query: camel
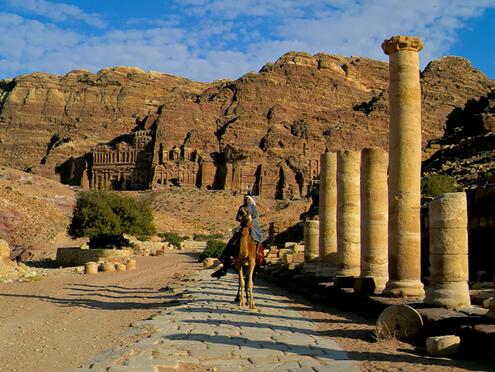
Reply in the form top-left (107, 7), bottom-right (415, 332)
top-left (234, 206), bottom-right (258, 309)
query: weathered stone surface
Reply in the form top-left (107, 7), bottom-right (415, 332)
top-left (319, 152), bottom-right (337, 262)
top-left (425, 193), bottom-right (470, 308)
top-left (0, 52), bottom-right (492, 197)
top-left (382, 36), bottom-right (425, 298)
top-left (359, 147), bottom-right (388, 293)
top-left (426, 335), bottom-right (461, 357)
top-left (336, 150), bottom-right (361, 278)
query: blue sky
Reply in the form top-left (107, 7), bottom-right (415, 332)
top-left (0, 0), bottom-right (494, 82)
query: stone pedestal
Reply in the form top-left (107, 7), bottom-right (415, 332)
top-left (425, 193), bottom-right (470, 307)
top-left (382, 35), bottom-right (425, 298)
top-left (335, 150), bottom-right (361, 279)
top-left (357, 148), bottom-right (389, 293)
top-left (303, 219), bottom-right (319, 275)
top-left (317, 152), bottom-right (337, 277)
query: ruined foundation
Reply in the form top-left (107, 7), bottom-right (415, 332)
top-left (425, 193), bottom-right (471, 308)
top-left (356, 147), bottom-right (389, 293)
top-left (335, 150), bottom-right (361, 280)
top-left (382, 35), bottom-right (425, 297)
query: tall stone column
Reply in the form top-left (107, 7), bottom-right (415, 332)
top-left (358, 147), bottom-right (389, 293)
top-left (335, 150), bottom-right (361, 279)
top-left (382, 35), bottom-right (425, 297)
top-left (304, 219), bottom-right (320, 262)
top-left (317, 152), bottom-right (338, 276)
top-left (425, 193), bottom-right (471, 307)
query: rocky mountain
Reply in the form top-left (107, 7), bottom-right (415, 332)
top-left (423, 89), bottom-right (495, 189)
top-left (0, 52), bottom-right (493, 198)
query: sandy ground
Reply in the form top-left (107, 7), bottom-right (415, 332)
top-left (0, 254), bottom-right (200, 372)
top-left (1, 253), bottom-right (492, 372)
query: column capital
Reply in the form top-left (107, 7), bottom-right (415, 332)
top-left (382, 35), bottom-right (423, 55)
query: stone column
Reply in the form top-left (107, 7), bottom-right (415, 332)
top-left (335, 150), bottom-right (361, 279)
top-left (304, 219), bottom-right (320, 262)
top-left (425, 193), bottom-right (471, 307)
top-left (357, 147), bottom-right (389, 293)
top-left (382, 35), bottom-right (425, 297)
top-left (303, 219), bottom-right (320, 275)
top-left (317, 152), bottom-right (337, 277)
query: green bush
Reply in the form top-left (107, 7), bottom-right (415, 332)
top-left (158, 232), bottom-right (183, 248)
top-left (199, 239), bottom-right (226, 261)
top-left (422, 174), bottom-right (457, 198)
top-left (69, 191), bottom-right (156, 248)
top-left (193, 233), bottom-right (224, 241)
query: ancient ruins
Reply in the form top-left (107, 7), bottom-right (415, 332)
top-left (302, 35), bottom-right (493, 312)
top-left (81, 126), bottom-right (320, 199)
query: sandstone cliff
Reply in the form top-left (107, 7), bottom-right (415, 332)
top-left (0, 52), bottom-right (493, 197)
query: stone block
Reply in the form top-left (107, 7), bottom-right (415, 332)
top-left (426, 335), bottom-right (461, 357)
top-left (292, 252), bottom-right (305, 263)
top-left (56, 247), bottom-right (133, 267)
top-left (284, 253), bottom-right (294, 264)
top-left (278, 248), bottom-right (291, 258)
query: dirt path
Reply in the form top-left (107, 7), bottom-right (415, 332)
top-left (0, 253), bottom-right (200, 372)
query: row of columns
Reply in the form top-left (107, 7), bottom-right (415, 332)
top-left (305, 148), bottom-right (471, 305)
top-left (303, 35), bottom-right (475, 308)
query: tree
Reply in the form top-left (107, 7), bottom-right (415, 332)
top-left (421, 174), bottom-right (457, 198)
top-left (69, 191), bottom-right (156, 248)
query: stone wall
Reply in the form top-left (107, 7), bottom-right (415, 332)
top-left (56, 247), bottom-right (133, 267)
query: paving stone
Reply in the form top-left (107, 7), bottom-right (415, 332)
top-left (78, 270), bottom-right (359, 371)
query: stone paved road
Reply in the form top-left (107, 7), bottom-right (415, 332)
top-left (79, 270), bottom-right (359, 371)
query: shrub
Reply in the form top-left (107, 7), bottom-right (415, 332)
top-left (199, 239), bottom-right (226, 261)
top-left (158, 232), bottom-right (183, 248)
top-left (422, 174), bottom-right (457, 198)
top-left (69, 191), bottom-right (156, 248)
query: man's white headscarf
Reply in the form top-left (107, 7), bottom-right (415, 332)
top-left (244, 195), bottom-right (256, 206)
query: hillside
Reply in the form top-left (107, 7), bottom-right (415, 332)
top-left (0, 167), bottom-right (75, 255)
top-left (0, 52), bottom-right (493, 197)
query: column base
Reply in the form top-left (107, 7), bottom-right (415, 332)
top-left (424, 282), bottom-right (471, 308)
top-left (335, 267), bottom-right (360, 278)
top-left (315, 261), bottom-right (336, 279)
top-left (383, 279), bottom-right (425, 298)
top-left (354, 276), bottom-right (388, 295)
top-left (302, 262), bottom-right (319, 275)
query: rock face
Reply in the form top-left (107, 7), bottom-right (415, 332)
top-left (423, 89), bottom-right (495, 190)
top-left (0, 53), bottom-right (493, 198)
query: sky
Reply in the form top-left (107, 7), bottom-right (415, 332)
top-left (0, 0), bottom-right (494, 82)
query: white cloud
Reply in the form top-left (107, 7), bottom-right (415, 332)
top-left (0, 0), bottom-right (494, 81)
top-left (6, 0), bottom-right (105, 28)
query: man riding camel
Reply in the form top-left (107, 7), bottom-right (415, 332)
top-left (212, 194), bottom-right (263, 279)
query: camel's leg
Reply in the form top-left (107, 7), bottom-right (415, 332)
top-left (238, 266), bottom-right (245, 307)
top-left (247, 261), bottom-right (256, 309)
